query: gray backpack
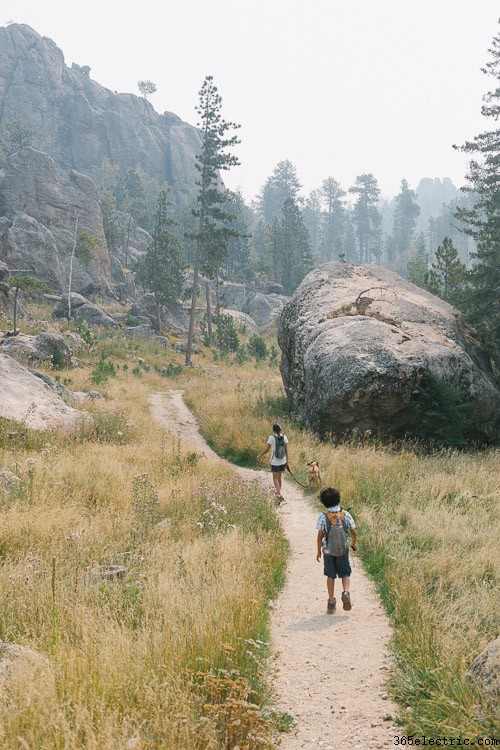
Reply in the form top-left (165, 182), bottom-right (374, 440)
top-left (273, 434), bottom-right (286, 460)
top-left (324, 510), bottom-right (349, 557)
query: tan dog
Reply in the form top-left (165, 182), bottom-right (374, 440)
top-left (307, 461), bottom-right (322, 489)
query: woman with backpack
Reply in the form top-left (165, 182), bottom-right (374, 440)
top-left (256, 423), bottom-right (289, 501)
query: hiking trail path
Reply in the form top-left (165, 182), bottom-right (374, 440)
top-left (150, 390), bottom-right (400, 750)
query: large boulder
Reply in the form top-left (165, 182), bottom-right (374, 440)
top-left (0, 331), bottom-right (73, 366)
top-left (54, 293), bottom-right (118, 328)
top-left (0, 352), bottom-right (89, 430)
top-left (279, 263), bottom-right (500, 442)
top-left (246, 292), bottom-right (287, 327)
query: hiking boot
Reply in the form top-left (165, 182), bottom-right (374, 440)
top-left (327, 598), bottom-right (336, 614)
top-left (341, 591), bottom-right (352, 611)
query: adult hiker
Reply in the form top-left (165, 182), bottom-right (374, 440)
top-left (256, 423), bottom-right (289, 501)
top-left (316, 487), bottom-right (357, 614)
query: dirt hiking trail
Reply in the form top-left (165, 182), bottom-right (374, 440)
top-left (150, 391), bottom-right (400, 749)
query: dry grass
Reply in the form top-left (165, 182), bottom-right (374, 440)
top-left (0, 337), bottom-right (286, 749)
top-left (183, 363), bottom-right (500, 737)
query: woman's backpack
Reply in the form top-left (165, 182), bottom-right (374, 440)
top-left (324, 510), bottom-right (349, 557)
top-left (274, 434), bottom-right (286, 460)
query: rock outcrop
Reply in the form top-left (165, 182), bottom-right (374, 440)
top-left (0, 331), bottom-right (75, 367)
top-left (0, 24), bottom-right (202, 208)
top-left (279, 263), bottom-right (500, 442)
top-left (218, 281), bottom-right (288, 328)
top-left (54, 293), bottom-right (119, 328)
top-left (0, 352), bottom-right (89, 430)
top-left (0, 148), bottom-right (112, 295)
top-left (468, 637), bottom-right (500, 697)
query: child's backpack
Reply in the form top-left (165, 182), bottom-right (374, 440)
top-left (274, 434), bottom-right (286, 460)
top-left (324, 510), bottom-right (349, 557)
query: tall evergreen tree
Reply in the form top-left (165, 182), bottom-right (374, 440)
top-left (427, 237), bottom-right (466, 305)
top-left (276, 198), bottom-right (313, 294)
top-left (321, 177), bottom-right (346, 261)
top-left (349, 174), bottom-right (381, 262)
top-left (388, 178), bottom-right (420, 262)
top-left (302, 189), bottom-right (323, 261)
top-left (185, 76), bottom-right (240, 366)
top-left (225, 190), bottom-right (253, 281)
top-left (455, 23), bottom-right (500, 371)
top-left (257, 160), bottom-right (302, 223)
top-left (135, 188), bottom-right (184, 331)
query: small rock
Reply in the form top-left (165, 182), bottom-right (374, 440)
top-left (380, 691), bottom-right (389, 700)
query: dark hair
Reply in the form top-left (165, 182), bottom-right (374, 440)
top-left (272, 423), bottom-right (282, 434)
top-left (320, 487), bottom-right (341, 508)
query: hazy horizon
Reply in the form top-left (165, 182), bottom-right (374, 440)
top-left (2, 1), bottom-right (499, 202)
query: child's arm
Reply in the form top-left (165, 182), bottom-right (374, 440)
top-left (316, 530), bottom-right (325, 561)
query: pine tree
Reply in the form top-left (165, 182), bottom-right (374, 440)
top-left (389, 178), bottom-right (420, 262)
top-left (185, 76), bottom-right (240, 366)
top-left (276, 198), bottom-right (313, 294)
top-left (427, 237), bottom-right (466, 305)
top-left (225, 190), bottom-right (253, 282)
top-left (302, 189), bottom-right (323, 261)
top-left (455, 23), bottom-right (500, 371)
top-left (320, 177), bottom-right (346, 261)
top-left (349, 174), bottom-right (381, 263)
top-left (257, 160), bottom-right (302, 223)
top-left (135, 188), bottom-right (184, 331)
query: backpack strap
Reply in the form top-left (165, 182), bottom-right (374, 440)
top-left (325, 510), bottom-right (344, 527)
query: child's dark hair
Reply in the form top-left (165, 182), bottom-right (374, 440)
top-left (272, 423), bottom-right (282, 434)
top-left (320, 487), bottom-right (341, 508)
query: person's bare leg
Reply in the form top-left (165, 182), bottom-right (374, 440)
top-left (327, 577), bottom-right (335, 601)
top-left (272, 472), bottom-right (281, 496)
top-left (342, 576), bottom-right (350, 592)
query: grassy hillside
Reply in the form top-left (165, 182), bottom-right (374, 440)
top-left (1, 309), bottom-right (498, 744)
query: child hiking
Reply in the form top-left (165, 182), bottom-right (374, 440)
top-left (316, 487), bottom-right (357, 614)
top-left (256, 423), bottom-right (289, 502)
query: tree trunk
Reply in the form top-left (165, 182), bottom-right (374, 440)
top-left (68, 215), bottom-right (79, 320)
top-left (185, 237), bottom-right (201, 367)
top-left (205, 281), bottom-right (212, 343)
top-left (154, 290), bottom-right (161, 332)
top-left (125, 214), bottom-right (133, 268)
top-left (215, 273), bottom-right (220, 318)
top-left (13, 286), bottom-right (19, 335)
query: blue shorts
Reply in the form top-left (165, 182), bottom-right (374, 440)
top-left (271, 464), bottom-right (286, 472)
top-left (323, 549), bottom-right (351, 579)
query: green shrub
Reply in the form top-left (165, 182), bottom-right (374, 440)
top-left (248, 334), bottom-right (268, 361)
top-left (215, 313), bottom-right (240, 356)
top-left (91, 355), bottom-right (116, 385)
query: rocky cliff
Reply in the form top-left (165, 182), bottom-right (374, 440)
top-left (0, 24), bottom-right (202, 207)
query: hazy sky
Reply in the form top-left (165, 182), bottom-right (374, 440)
top-left (2, 1), bottom-right (499, 202)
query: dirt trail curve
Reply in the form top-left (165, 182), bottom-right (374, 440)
top-left (150, 391), bottom-right (400, 750)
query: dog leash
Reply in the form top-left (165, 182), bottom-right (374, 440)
top-left (285, 464), bottom-right (309, 489)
